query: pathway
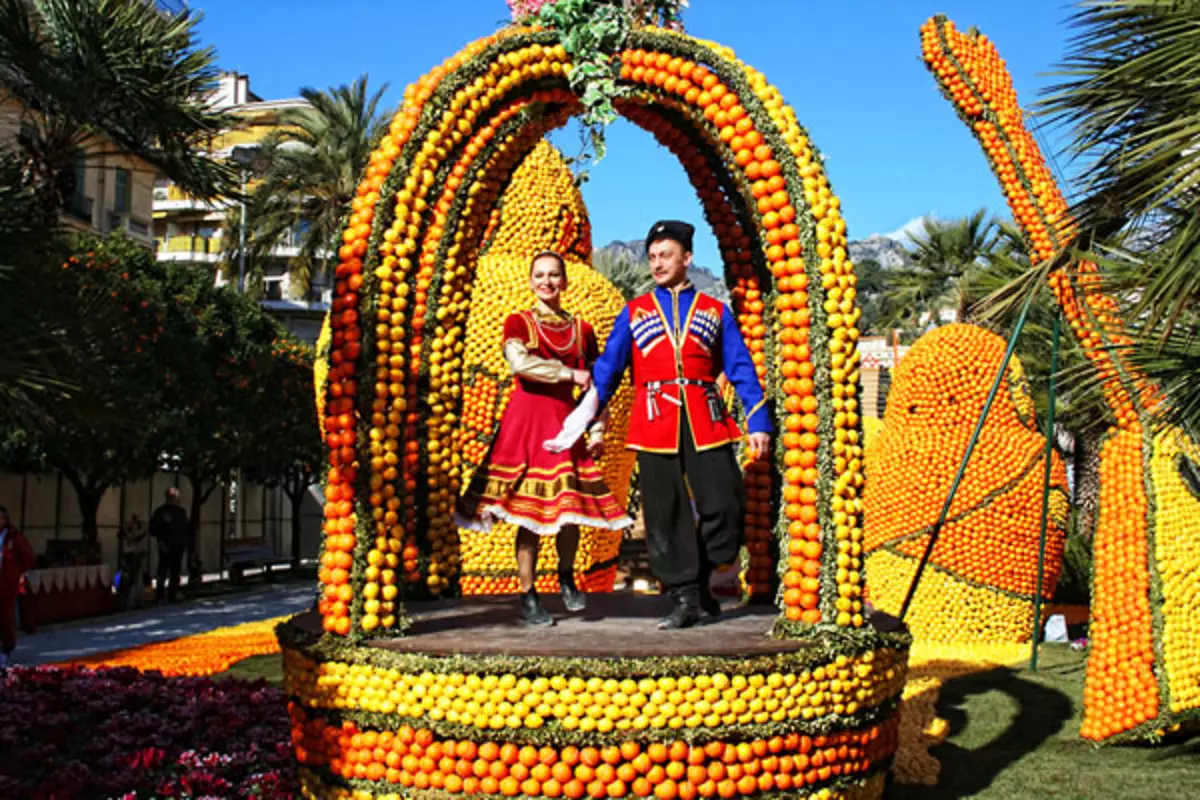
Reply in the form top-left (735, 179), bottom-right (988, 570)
top-left (13, 580), bottom-right (315, 666)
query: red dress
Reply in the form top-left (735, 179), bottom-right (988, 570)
top-left (456, 308), bottom-right (631, 535)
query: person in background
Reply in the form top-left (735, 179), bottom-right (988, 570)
top-left (0, 504), bottom-right (36, 667)
top-left (150, 488), bottom-right (189, 604)
top-left (118, 513), bottom-right (150, 610)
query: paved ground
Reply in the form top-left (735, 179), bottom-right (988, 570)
top-left (11, 579), bottom-right (315, 667)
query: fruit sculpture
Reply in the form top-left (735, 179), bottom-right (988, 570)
top-left (456, 139), bottom-right (636, 596)
top-left (283, 3), bottom-right (912, 798)
top-left (921, 15), bottom-right (1200, 742)
top-left (862, 324), bottom-right (1070, 643)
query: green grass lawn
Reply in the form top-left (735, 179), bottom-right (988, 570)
top-left (220, 644), bottom-right (1200, 799)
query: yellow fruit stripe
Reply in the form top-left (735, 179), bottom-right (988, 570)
top-left (865, 550), bottom-right (1039, 644)
top-left (282, 648), bottom-right (908, 732)
top-left (1149, 428), bottom-right (1200, 714)
top-left (315, 312), bottom-right (332, 439)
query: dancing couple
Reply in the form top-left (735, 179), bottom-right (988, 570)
top-left (456, 220), bottom-right (771, 629)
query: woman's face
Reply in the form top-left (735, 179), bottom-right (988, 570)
top-left (530, 255), bottom-right (567, 304)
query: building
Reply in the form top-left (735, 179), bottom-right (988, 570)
top-left (0, 98), bottom-right (157, 250)
top-left (152, 71), bottom-right (329, 343)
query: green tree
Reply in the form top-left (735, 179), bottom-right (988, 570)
top-left (592, 247), bottom-right (654, 301)
top-left (0, 233), bottom-right (172, 543)
top-left (227, 75), bottom-right (391, 298)
top-left (879, 209), bottom-right (1002, 332)
top-left (1038, 1), bottom-right (1200, 432)
top-left (153, 275), bottom-right (287, 575)
top-left (854, 257), bottom-right (887, 336)
top-left (241, 339), bottom-right (323, 567)
top-left (0, 0), bottom-right (235, 423)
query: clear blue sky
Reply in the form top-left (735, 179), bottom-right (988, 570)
top-left (193, 0), bottom-right (1077, 269)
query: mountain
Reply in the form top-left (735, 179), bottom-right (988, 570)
top-left (848, 234), bottom-right (911, 270)
top-left (593, 239), bottom-right (729, 302)
top-left (595, 232), bottom-right (912, 296)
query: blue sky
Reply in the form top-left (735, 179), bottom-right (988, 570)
top-left (193, 0), bottom-right (1077, 269)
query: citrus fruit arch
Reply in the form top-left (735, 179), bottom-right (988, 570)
top-left (921, 15), bottom-right (1200, 744)
top-left (282, 1), bottom-right (914, 797)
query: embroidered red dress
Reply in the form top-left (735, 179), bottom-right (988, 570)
top-left (456, 306), bottom-right (631, 535)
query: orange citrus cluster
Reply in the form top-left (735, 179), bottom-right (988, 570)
top-left (1081, 429), bottom-right (1158, 741)
top-left (64, 616), bottom-right (284, 676)
top-left (921, 13), bottom-right (1200, 742)
top-left (863, 324), bottom-right (1069, 643)
top-left (321, 20), bottom-right (875, 634)
top-left (290, 710), bottom-right (897, 800)
top-left (919, 14), bottom-right (1148, 430)
top-left (455, 140), bottom-right (635, 596)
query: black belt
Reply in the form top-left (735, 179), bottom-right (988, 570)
top-left (643, 379), bottom-right (724, 422)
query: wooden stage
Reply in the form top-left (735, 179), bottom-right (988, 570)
top-left (295, 593), bottom-right (826, 658)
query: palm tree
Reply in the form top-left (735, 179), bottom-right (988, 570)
top-left (0, 0), bottom-right (236, 209)
top-left (229, 76), bottom-right (391, 298)
top-left (878, 209), bottom-right (1003, 331)
top-left (1038, 1), bottom-right (1200, 433)
top-left (592, 247), bottom-right (654, 301)
top-left (0, 0), bottom-right (235, 423)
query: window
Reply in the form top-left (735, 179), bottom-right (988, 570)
top-left (69, 153), bottom-right (91, 222)
top-left (114, 168), bottom-right (132, 213)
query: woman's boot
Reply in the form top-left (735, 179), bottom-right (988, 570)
top-left (560, 571), bottom-right (587, 612)
top-left (521, 589), bottom-right (554, 627)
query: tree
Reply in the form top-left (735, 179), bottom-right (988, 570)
top-left (592, 247), bottom-right (654, 301)
top-left (1038, 1), bottom-right (1200, 432)
top-left (879, 209), bottom-right (1002, 332)
top-left (153, 275), bottom-right (287, 576)
top-left (241, 339), bottom-right (323, 567)
top-left (854, 257), bottom-right (887, 336)
top-left (0, 0), bottom-right (236, 210)
top-left (227, 75), bottom-right (391, 298)
top-left (0, 233), bottom-right (173, 543)
top-left (1, 0), bottom-right (236, 425)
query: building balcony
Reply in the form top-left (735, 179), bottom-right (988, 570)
top-left (157, 235), bottom-right (222, 263)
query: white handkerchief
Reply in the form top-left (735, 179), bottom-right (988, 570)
top-left (543, 386), bottom-right (599, 453)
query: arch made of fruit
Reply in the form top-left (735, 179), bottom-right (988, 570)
top-left (318, 15), bottom-right (870, 642)
top-left (921, 15), bottom-right (1200, 743)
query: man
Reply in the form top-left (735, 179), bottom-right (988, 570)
top-left (0, 505), bottom-right (36, 667)
top-left (591, 220), bottom-right (771, 629)
top-left (149, 488), bottom-right (189, 603)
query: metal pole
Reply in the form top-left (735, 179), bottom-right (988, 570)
top-left (1030, 313), bottom-right (1061, 670)
top-left (897, 287), bottom-right (1039, 621)
top-left (238, 168), bottom-right (247, 293)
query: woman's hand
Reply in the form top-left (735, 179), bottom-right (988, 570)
top-left (586, 434), bottom-right (605, 459)
top-left (571, 369), bottom-right (593, 391)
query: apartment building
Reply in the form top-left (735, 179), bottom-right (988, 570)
top-left (152, 71), bottom-right (328, 343)
top-left (0, 98), bottom-right (157, 249)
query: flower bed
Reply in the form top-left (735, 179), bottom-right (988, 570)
top-left (0, 666), bottom-right (297, 798)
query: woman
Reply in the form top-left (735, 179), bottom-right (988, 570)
top-left (457, 251), bottom-right (631, 626)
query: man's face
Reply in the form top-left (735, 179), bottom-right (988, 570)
top-left (167, 491), bottom-right (179, 506)
top-left (647, 238), bottom-right (691, 288)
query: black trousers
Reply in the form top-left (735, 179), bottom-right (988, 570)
top-left (637, 420), bottom-right (745, 588)
top-left (156, 539), bottom-right (184, 601)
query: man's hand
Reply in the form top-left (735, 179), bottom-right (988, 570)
top-left (746, 432), bottom-right (770, 461)
top-left (571, 369), bottom-right (593, 391)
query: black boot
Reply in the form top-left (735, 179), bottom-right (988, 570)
top-left (657, 584), bottom-right (701, 630)
top-left (560, 572), bottom-right (587, 613)
top-left (521, 589), bottom-right (554, 627)
top-left (697, 563), bottom-right (722, 621)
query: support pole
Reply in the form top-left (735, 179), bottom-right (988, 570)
top-left (1031, 312), bottom-right (1061, 670)
top-left (897, 288), bottom-right (1039, 622)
